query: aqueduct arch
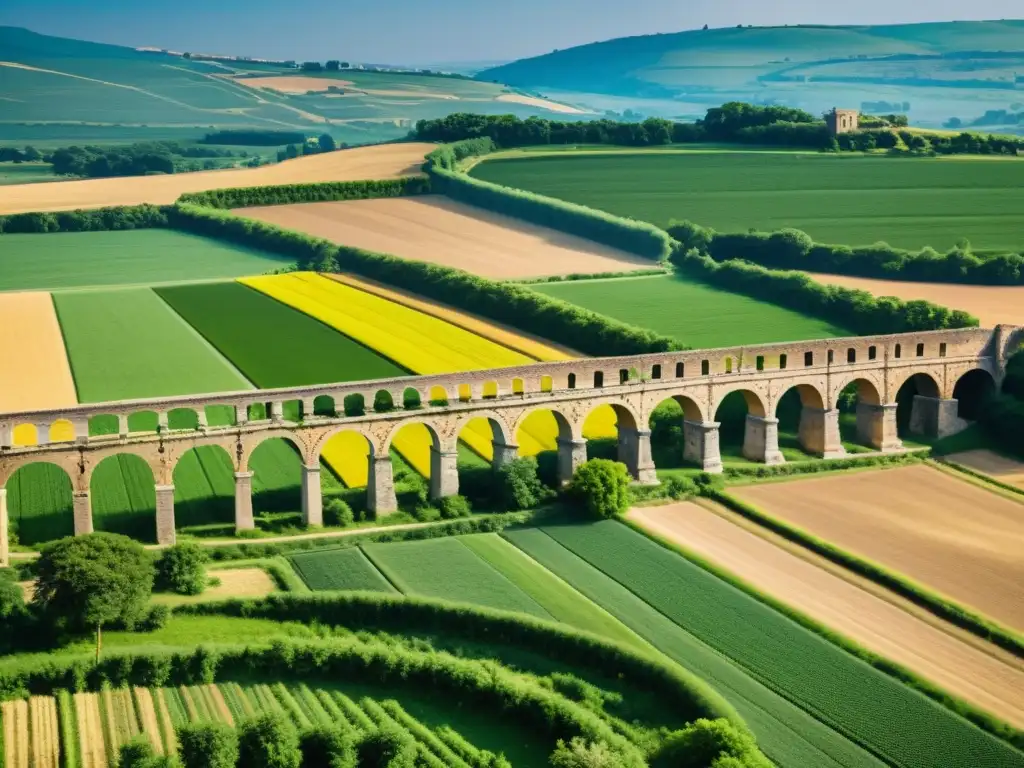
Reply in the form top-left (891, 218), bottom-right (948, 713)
top-left (0, 325), bottom-right (1015, 561)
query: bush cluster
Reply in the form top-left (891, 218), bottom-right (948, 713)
top-left (155, 543), bottom-right (208, 596)
top-left (681, 221), bottom-right (1024, 286)
top-left (177, 177), bottom-right (430, 209)
top-left (568, 460), bottom-right (632, 520)
top-left (423, 136), bottom-right (497, 170)
top-left (496, 457), bottom-right (549, 511)
top-left (0, 205), bottom-right (169, 234)
top-left (168, 203), bottom-right (678, 356)
top-left (429, 165), bottom-right (673, 261)
top-left (667, 233), bottom-right (978, 335)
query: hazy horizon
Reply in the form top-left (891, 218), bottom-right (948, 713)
top-left (1, 1), bottom-right (1021, 65)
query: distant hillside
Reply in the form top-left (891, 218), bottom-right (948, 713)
top-left (478, 21), bottom-right (1024, 128)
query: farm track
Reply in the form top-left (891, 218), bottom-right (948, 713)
top-left (731, 464), bottom-right (1024, 632)
top-left (629, 502), bottom-right (1024, 727)
top-left (236, 195), bottom-right (654, 279)
top-left (806, 271), bottom-right (1024, 327)
top-left (0, 142), bottom-right (434, 213)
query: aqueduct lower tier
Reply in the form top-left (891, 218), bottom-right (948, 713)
top-left (0, 326), bottom-right (1019, 561)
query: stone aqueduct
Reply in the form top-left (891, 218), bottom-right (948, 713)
top-left (0, 326), bottom-right (1019, 563)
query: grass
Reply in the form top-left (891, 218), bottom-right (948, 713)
top-left (0, 162), bottom-right (53, 186)
top-left (0, 230), bottom-right (293, 292)
top-left (290, 547), bottom-right (398, 593)
top-left (459, 532), bottom-right (647, 649)
top-left (361, 538), bottom-right (552, 619)
top-left (470, 152), bottom-right (1024, 252)
top-left (532, 274), bottom-right (847, 347)
top-left (537, 521), bottom-right (1024, 768)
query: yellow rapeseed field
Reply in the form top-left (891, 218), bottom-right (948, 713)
top-left (241, 273), bottom-right (615, 481)
top-left (0, 292), bottom-right (78, 444)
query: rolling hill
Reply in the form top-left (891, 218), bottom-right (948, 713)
top-left (477, 21), bottom-right (1024, 129)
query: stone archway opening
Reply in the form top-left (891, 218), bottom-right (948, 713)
top-left (318, 429), bottom-right (384, 525)
top-left (91, 453), bottom-right (157, 542)
top-left (895, 373), bottom-right (941, 438)
top-left (5, 461), bottom-right (74, 545)
top-left (649, 395), bottom-right (704, 470)
top-left (247, 435), bottom-right (334, 529)
top-left (172, 444), bottom-right (235, 533)
top-left (457, 416), bottom-right (514, 509)
top-left (775, 384), bottom-right (837, 458)
top-left (713, 390), bottom-right (777, 465)
top-left (835, 378), bottom-right (885, 450)
top-left (387, 421), bottom-right (451, 510)
top-left (514, 407), bottom-right (577, 488)
top-left (952, 369), bottom-right (997, 421)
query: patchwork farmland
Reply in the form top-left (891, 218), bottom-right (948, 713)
top-left (468, 150), bottom-right (1024, 252)
top-left (237, 196), bottom-right (654, 279)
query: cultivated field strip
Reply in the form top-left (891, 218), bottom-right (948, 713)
top-left (502, 527), bottom-right (883, 768)
top-left (534, 521), bottom-right (1024, 768)
top-left (630, 503), bottom-right (1024, 726)
top-left (291, 546), bottom-right (399, 593)
top-left (1, 682), bottom-right (502, 766)
top-left (0, 142), bottom-right (435, 213)
top-left (237, 195), bottom-right (654, 279)
top-left (732, 464), bottom-right (1024, 632)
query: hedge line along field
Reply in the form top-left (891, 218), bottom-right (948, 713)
top-left (532, 274), bottom-right (847, 347)
top-left (529, 521), bottom-right (1024, 768)
top-left (0, 680), bottom-right (533, 768)
top-left (468, 151), bottom-right (1024, 252)
top-left (0, 230), bottom-right (292, 292)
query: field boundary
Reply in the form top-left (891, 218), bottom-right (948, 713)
top-left (176, 176), bottom-right (431, 209)
top-left (936, 457), bottom-right (1024, 501)
top-left (705, 489), bottom-right (1024, 658)
top-left (620, 516), bottom-right (1024, 750)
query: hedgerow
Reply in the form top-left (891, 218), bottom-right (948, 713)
top-left (167, 203), bottom-right (679, 355)
top-left (176, 177), bottom-right (430, 209)
top-left (423, 137), bottom-right (497, 171)
top-left (0, 205), bottom-right (170, 234)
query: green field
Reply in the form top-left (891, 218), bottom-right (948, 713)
top-left (0, 162), bottom-right (53, 186)
top-left (525, 521), bottom-right (1022, 768)
top-left (156, 282), bottom-right (407, 388)
top-left (470, 152), bottom-right (1024, 252)
top-left (291, 547), bottom-right (398, 593)
top-left (362, 538), bottom-right (552, 619)
top-left (532, 274), bottom-right (847, 347)
top-left (0, 230), bottom-right (293, 292)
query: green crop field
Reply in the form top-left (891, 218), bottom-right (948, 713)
top-left (470, 152), bottom-right (1024, 252)
top-left (533, 274), bottom-right (847, 347)
top-left (156, 282), bottom-right (407, 388)
top-left (0, 162), bottom-right (53, 186)
top-left (5, 462), bottom-right (74, 545)
top-left (531, 521), bottom-right (1022, 768)
top-left (502, 527), bottom-right (883, 768)
top-left (361, 538), bottom-right (552, 619)
top-left (291, 547), bottom-right (398, 593)
top-left (0, 230), bottom-right (293, 292)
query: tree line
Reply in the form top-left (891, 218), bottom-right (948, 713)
top-left (42, 141), bottom-right (262, 179)
top-left (979, 349), bottom-right (1024, 459)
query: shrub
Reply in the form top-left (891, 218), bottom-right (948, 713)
top-left (324, 498), bottom-right (355, 528)
top-left (438, 494), bottom-right (472, 519)
top-left (237, 713), bottom-right (302, 768)
top-left (177, 722), bottom-right (238, 768)
top-left (412, 505), bottom-right (442, 522)
top-left (650, 718), bottom-right (771, 768)
top-left (550, 738), bottom-right (631, 768)
top-left (155, 542), bottom-right (208, 596)
top-left (135, 604), bottom-right (171, 633)
top-left (118, 737), bottom-right (176, 767)
top-left (663, 475), bottom-right (697, 500)
top-left (497, 457), bottom-right (546, 511)
top-left (569, 460), bottom-right (631, 520)
top-left (0, 573), bottom-right (29, 650)
top-left (355, 726), bottom-right (418, 768)
top-left (299, 725), bottom-right (357, 768)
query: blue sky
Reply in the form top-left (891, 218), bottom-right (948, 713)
top-left (0, 0), bottom-right (1020, 64)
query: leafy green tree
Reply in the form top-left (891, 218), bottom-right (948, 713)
top-left (0, 574), bottom-right (29, 651)
top-left (118, 737), bottom-right (176, 767)
top-left (438, 494), bottom-right (472, 519)
top-left (32, 533), bottom-right (154, 659)
top-left (497, 457), bottom-right (545, 510)
top-left (318, 133), bottom-right (337, 152)
top-left (299, 725), bottom-right (357, 768)
top-left (650, 718), bottom-right (770, 768)
top-left (238, 713), bottom-right (302, 768)
top-left (356, 727), bottom-right (417, 768)
top-left (549, 738), bottom-right (629, 767)
top-left (177, 722), bottom-right (238, 768)
top-left (155, 542), bottom-right (208, 595)
top-left (324, 497), bottom-right (355, 527)
top-left (568, 460), bottom-right (631, 520)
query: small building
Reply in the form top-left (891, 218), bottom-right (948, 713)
top-left (826, 108), bottom-right (860, 135)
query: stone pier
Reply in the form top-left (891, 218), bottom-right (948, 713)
top-left (491, 441), bottom-right (520, 472)
top-left (856, 403), bottom-right (903, 451)
top-left (557, 437), bottom-right (588, 486)
top-left (234, 471), bottom-right (254, 532)
top-left (429, 446), bottom-right (460, 500)
top-left (683, 421), bottom-right (723, 473)
top-left (618, 427), bottom-right (658, 484)
top-left (155, 485), bottom-right (175, 546)
top-left (743, 415), bottom-right (785, 465)
top-left (909, 396), bottom-right (968, 439)
top-left (798, 407), bottom-right (846, 459)
top-left (367, 454), bottom-right (398, 515)
top-left (301, 464), bottom-right (323, 527)
top-left (73, 491), bottom-right (93, 535)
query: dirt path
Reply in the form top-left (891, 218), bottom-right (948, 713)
top-left (237, 196), bottom-right (654, 279)
top-left (628, 502), bottom-right (1024, 727)
top-left (731, 464), bottom-right (1024, 631)
top-left (0, 143), bottom-right (434, 214)
top-left (805, 272), bottom-right (1024, 327)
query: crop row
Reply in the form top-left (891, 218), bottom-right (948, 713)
top-left (0, 682), bottom-right (501, 768)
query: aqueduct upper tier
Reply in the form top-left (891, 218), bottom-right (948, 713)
top-left (0, 325), bottom-right (1018, 561)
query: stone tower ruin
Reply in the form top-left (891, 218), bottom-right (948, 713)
top-left (826, 108), bottom-right (859, 135)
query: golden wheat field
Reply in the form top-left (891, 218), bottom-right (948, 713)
top-left (0, 143), bottom-right (434, 214)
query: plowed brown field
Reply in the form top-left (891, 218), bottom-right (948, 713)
top-left (629, 502), bottom-right (1024, 726)
top-left (806, 272), bottom-right (1024, 327)
top-left (732, 464), bottom-right (1024, 631)
top-left (237, 196), bottom-right (653, 278)
top-left (947, 450), bottom-right (1024, 489)
top-left (0, 143), bottom-right (434, 214)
